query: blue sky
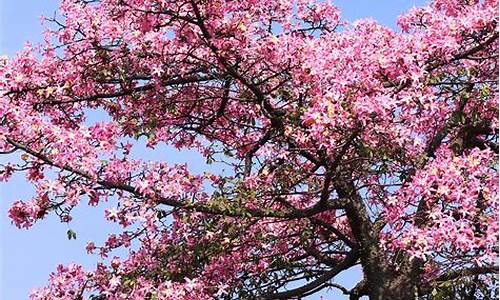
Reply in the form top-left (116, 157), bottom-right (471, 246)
top-left (0, 1), bottom-right (426, 299)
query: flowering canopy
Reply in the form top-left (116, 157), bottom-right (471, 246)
top-left (0, 0), bottom-right (498, 299)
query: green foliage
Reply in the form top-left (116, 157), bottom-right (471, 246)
top-left (66, 229), bottom-right (77, 240)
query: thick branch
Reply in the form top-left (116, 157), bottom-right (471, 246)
top-left (6, 138), bottom-right (337, 219)
top-left (260, 251), bottom-right (358, 299)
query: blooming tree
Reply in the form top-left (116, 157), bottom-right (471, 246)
top-left (1, 0), bottom-right (498, 299)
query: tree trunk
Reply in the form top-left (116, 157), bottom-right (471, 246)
top-left (336, 179), bottom-right (421, 300)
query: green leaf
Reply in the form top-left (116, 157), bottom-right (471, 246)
top-left (223, 149), bottom-right (233, 157)
top-left (156, 210), bottom-right (167, 219)
top-left (480, 84), bottom-right (491, 99)
top-left (359, 144), bottom-right (374, 159)
top-left (67, 229), bottom-right (77, 240)
top-left (149, 118), bottom-right (158, 129)
top-left (451, 111), bottom-right (466, 125)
